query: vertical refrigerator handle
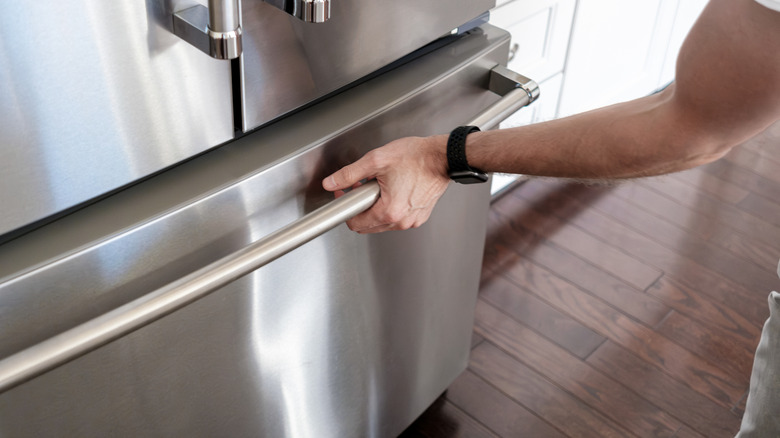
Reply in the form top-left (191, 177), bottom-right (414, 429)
top-left (0, 65), bottom-right (537, 395)
top-left (172, 0), bottom-right (334, 59)
top-left (173, 0), bottom-right (243, 60)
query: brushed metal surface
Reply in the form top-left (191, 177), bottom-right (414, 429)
top-left (0, 0), bottom-right (235, 239)
top-left (0, 181), bottom-right (380, 393)
top-left (0, 61), bottom-right (539, 393)
top-left (0, 26), bottom-right (510, 437)
top-left (239, 0), bottom-right (496, 131)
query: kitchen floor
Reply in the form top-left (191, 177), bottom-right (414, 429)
top-left (400, 121), bottom-right (780, 438)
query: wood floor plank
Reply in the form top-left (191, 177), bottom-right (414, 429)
top-left (723, 145), bottom-right (780, 186)
top-left (586, 341), bottom-right (742, 438)
top-left (646, 276), bottom-right (762, 344)
top-left (672, 426), bottom-right (707, 438)
top-left (491, 193), bottom-right (664, 291)
top-left (668, 167), bottom-right (750, 205)
top-left (637, 176), bottom-right (780, 244)
top-left (470, 342), bottom-right (636, 438)
top-left (699, 158), bottom-right (780, 204)
top-left (738, 193), bottom-right (780, 228)
top-left (497, 253), bottom-right (746, 408)
top-left (609, 182), bottom-right (717, 240)
top-left (708, 227), bottom-right (780, 274)
top-left (398, 396), bottom-right (498, 438)
top-left (445, 370), bottom-right (566, 438)
top-left (513, 180), bottom-right (770, 324)
top-left (471, 331), bottom-right (485, 350)
top-left (654, 310), bottom-right (756, 381)
top-left (732, 391), bottom-right (749, 418)
top-left (526, 178), bottom-right (773, 278)
top-left (473, 300), bottom-right (683, 437)
top-left (479, 271), bottom-right (606, 358)
top-left (486, 210), bottom-right (671, 327)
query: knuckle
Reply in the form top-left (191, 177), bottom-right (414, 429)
top-left (365, 149), bottom-right (387, 169)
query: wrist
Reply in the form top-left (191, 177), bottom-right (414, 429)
top-left (420, 134), bottom-right (450, 179)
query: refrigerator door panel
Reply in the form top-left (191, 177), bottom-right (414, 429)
top-left (0, 0), bottom-right (235, 239)
top-left (239, 0), bottom-right (495, 132)
top-left (0, 26), bottom-right (510, 438)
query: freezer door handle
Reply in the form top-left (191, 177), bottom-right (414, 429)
top-left (0, 181), bottom-right (380, 394)
top-left (0, 65), bottom-right (537, 394)
top-left (173, 0), bottom-right (243, 59)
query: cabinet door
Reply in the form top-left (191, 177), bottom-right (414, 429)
top-left (490, 0), bottom-right (576, 83)
top-left (557, 0), bottom-right (678, 116)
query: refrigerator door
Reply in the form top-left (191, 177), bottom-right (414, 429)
top-left (0, 25), bottom-right (511, 438)
top-left (239, 0), bottom-right (495, 132)
top-left (0, 1), bottom-right (235, 240)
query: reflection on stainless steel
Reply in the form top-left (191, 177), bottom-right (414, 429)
top-left (0, 60), bottom-right (540, 394)
top-left (173, 0), bottom-right (243, 60)
top-left (0, 25), bottom-right (519, 437)
top-left (264, 0), bottom-right (331, 23)
top-left (208, 0), bottom-right (240, 32)
top-left (0, 182), bottom-right (380, 394)
top-left (0, 0), bottom-right (234, 239)
top-left (239, 0), bottom-right (495, 131)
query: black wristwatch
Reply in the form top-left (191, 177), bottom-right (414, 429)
top-left (447, 125), bottom-right (488, 184)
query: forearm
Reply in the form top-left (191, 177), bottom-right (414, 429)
top-left (434, 85), bottom-right (728, 181)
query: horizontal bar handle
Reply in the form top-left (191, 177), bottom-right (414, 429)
top-left (0, 65), bottom-right (539, 395)
top-left (472, 64), bottom-right (540, 131)
top-left (0, 181), bottom-right (380, 393)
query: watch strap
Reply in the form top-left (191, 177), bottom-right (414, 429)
top-left (446, 125), bottom-right (483, 173)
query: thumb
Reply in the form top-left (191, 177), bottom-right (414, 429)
top-left (322, 159), bottom-right (374, 192)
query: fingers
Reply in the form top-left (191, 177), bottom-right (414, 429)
top-left (345, 199), bottom-right (433, 234)
top-left (322, 159), bottom-right (374, 192)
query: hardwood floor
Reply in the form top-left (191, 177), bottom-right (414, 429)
top-left (400, 122), bottom-right (780, 437)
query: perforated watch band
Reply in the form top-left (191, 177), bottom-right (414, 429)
top-left (447, 125), bottom-right (488, 184)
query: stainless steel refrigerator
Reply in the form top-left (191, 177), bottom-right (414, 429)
top-left (0, 1), bottom-right (538, 436)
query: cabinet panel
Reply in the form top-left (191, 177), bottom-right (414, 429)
top-left (557, 0), bottom-right (678, 116)
top-left (490, 0), bottom-right (576, 83)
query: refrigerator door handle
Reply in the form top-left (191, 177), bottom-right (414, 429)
top-left (0, 65), bottom-right (537, 395)
top-left (473, 64), bottom-right (540, 131)
top-left (0, 181), bottom-right (380, 394)
top-left (173, 0), bottom-right (243, 60)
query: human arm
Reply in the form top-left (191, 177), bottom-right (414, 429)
top-left (323, 0), bottom-right (780, 233)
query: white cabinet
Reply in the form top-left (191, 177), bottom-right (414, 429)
top-left (557, 0), bottom-right (678, 116)
top-left (490, 0), bottom-right (576, 83)
top-left (556, 0), bottom-right (707, 117)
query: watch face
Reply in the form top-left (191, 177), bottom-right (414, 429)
top-left (449, 170), bottom-right (489, 184)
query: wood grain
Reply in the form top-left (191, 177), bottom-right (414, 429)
top-left (485, 209), bottom-right (671, 326)
top-left (446, 370), bottom-right (566, 438)
top-left (479, 270), bottom-right (605, 358)
top-left (586, 341), bottom-right (742, 438)
top-left (498, 254), bottom-right (745, 408)
top-left (398, 396), bottom-right (498, 438)
top-left (470, 342), bottom-right (635, 438)
top-left (513, 180), bottom-right (770, 323)
top-left (473, 300), bottom-right (683, 437)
